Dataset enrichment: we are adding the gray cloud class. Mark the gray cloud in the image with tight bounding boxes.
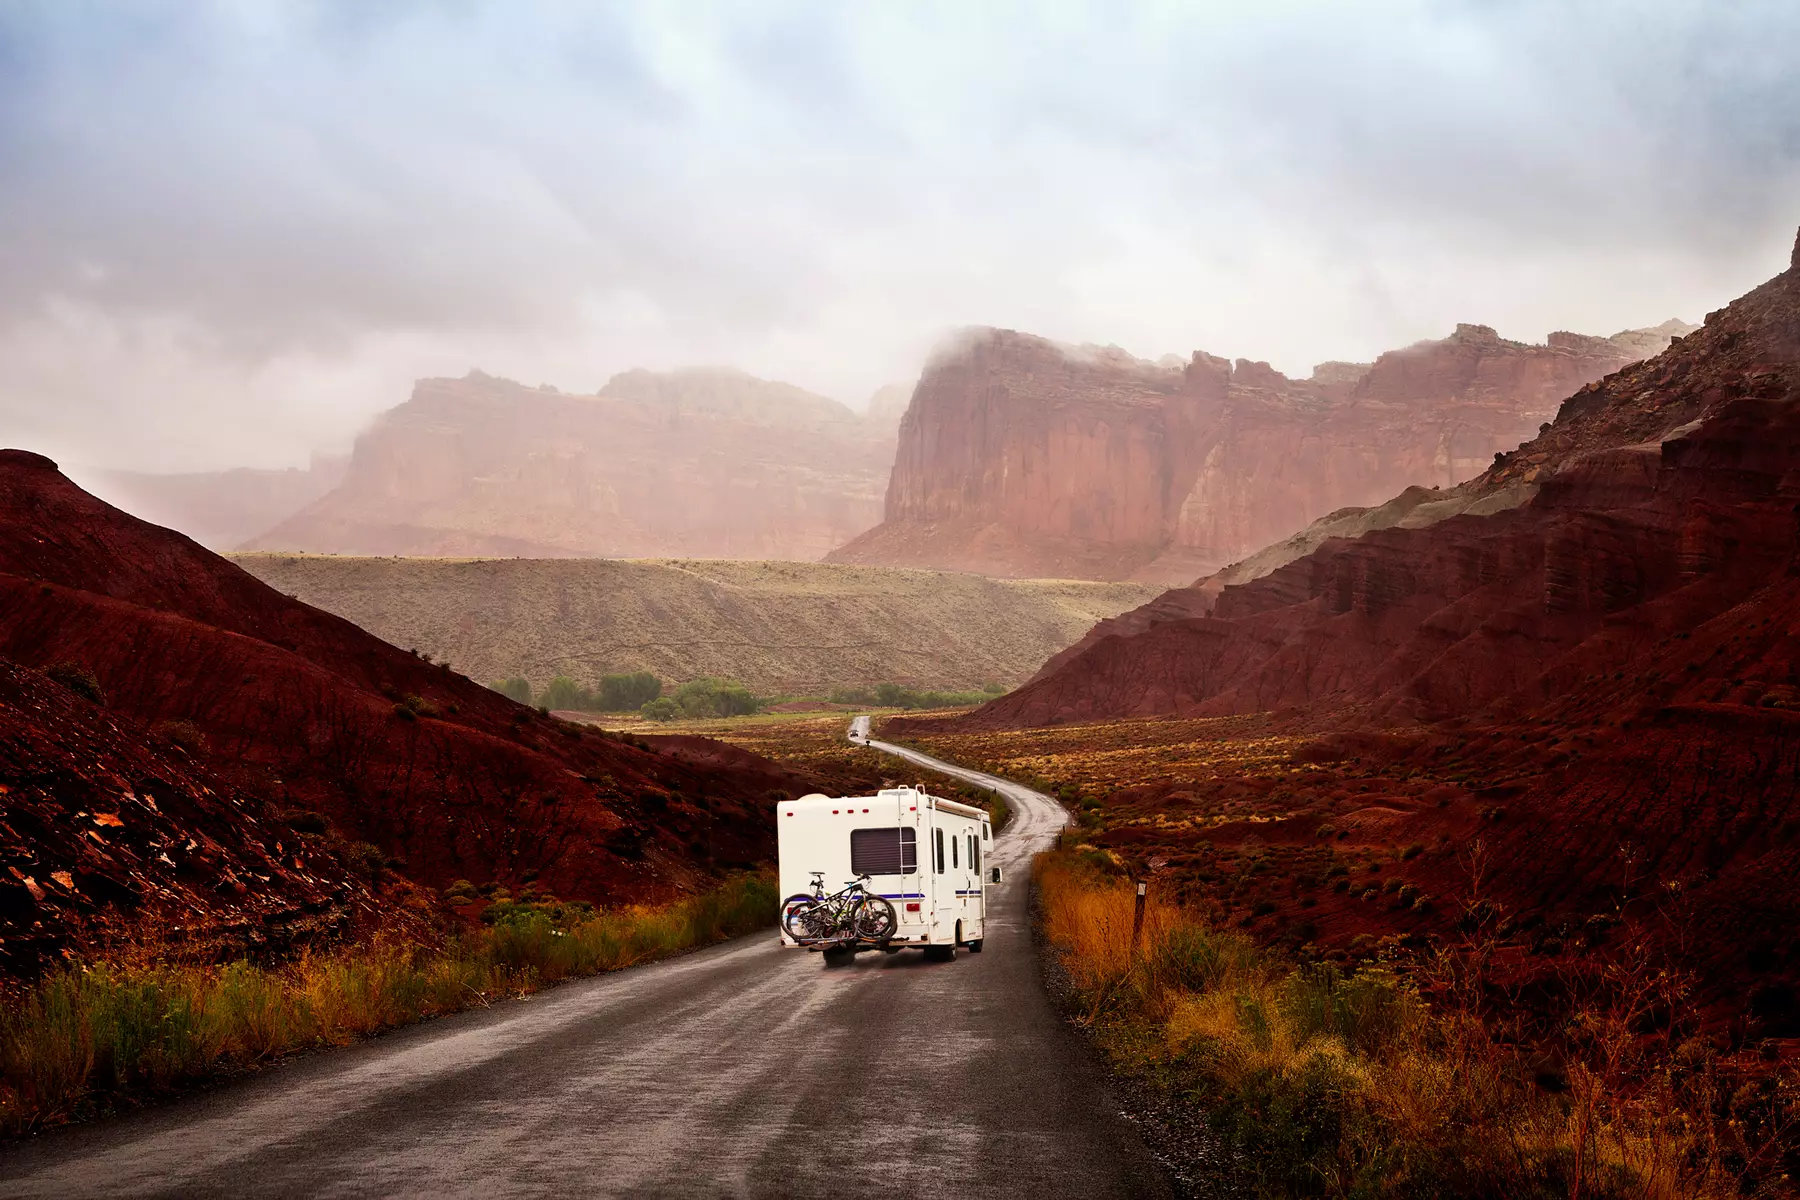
[1,0,1797,471]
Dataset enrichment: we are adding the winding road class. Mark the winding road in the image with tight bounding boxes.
[0,720,1170,1198]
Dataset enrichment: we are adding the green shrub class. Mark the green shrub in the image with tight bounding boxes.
[442,879,480,905]
[280,810,329,835]
[42,662,104,705]
[669,677,761,718]
[640,697,679,722]
[152,719,209,755]
[1280,963,1414,1056]
[1149,923,1249,993]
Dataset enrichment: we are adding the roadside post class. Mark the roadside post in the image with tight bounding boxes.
[1131,879,1147,955]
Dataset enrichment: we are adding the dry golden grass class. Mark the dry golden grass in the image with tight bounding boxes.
[0,874,776,1137]
[1037,850,1796,1199]
[896,713,1318,793]
[230,554,1160,696]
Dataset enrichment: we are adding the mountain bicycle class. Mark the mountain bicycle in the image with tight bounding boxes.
[781,871,897,945]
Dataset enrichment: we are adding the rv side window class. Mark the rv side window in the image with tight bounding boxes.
[952,833,958,868]
[934,828,944,874]
[972,835,980,872]
[851,827,917,875]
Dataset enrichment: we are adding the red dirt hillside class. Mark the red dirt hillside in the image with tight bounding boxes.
[892,231,1800,1010]
[960,235,1800,731]
[0,655,394,975]
[0,452,844,967]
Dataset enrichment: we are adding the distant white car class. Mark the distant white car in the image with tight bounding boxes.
[777,787,1000,964]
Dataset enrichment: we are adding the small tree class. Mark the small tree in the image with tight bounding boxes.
[491,677,532,704]
[539,676,591,711]
[874,682,919,708]
[640,697,679,722]
[598,671,662,711]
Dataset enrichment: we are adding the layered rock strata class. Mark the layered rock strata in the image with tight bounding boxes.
[831,320,1692,584]
[247,369,900,559]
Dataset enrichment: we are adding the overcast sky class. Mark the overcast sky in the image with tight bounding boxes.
[3,0,1798,472]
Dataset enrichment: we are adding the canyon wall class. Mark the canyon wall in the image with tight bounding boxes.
[245,369,901,560]
[829,320,1693,584]
[939,252,1794,733]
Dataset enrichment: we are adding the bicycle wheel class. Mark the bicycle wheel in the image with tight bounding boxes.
[852,895,897,942]
[782,896,830,942]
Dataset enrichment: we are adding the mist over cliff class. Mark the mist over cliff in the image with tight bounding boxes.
[830,319,1692,583]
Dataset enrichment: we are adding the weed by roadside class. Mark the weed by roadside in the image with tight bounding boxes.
[1036,849,1798,1199]
[0,872,776,1136]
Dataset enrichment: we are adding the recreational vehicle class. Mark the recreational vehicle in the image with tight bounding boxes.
[777,787,1001,964]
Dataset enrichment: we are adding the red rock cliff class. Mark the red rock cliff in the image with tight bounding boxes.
[246,369,897,559]
[829,320,1690,583]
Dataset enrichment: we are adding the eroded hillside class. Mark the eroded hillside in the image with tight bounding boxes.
[0,453,854,972]
[229,556,1161,696]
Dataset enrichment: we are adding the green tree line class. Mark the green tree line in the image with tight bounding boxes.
[488,672,763,721]
[488,671,664,713]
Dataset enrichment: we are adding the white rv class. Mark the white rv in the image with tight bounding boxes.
[777,787,1000,963]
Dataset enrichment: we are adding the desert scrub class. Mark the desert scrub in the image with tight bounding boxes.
[1034,849,1790,1199]
[0,872,776,1136]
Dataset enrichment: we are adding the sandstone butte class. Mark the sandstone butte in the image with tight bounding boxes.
[892,229,1800,1002]
[828,318,1694,585]
[240,367,903,560]
[0,452,867,973]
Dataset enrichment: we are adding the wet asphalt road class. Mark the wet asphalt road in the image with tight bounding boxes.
[0,720,1169,1199]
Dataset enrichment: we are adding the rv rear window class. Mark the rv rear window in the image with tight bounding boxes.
[851,827,917,875]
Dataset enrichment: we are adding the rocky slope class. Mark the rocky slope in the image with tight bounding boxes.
[830,320,1691,584]
[0,452,850,972]
[245,369,900,560]
[0,655,392,976]
[230,556,1160,697]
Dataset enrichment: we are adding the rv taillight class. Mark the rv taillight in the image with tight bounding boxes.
[785,812,793,817]
[905,903,920,913]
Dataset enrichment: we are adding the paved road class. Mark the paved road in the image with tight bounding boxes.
[0,720,1169,1199]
